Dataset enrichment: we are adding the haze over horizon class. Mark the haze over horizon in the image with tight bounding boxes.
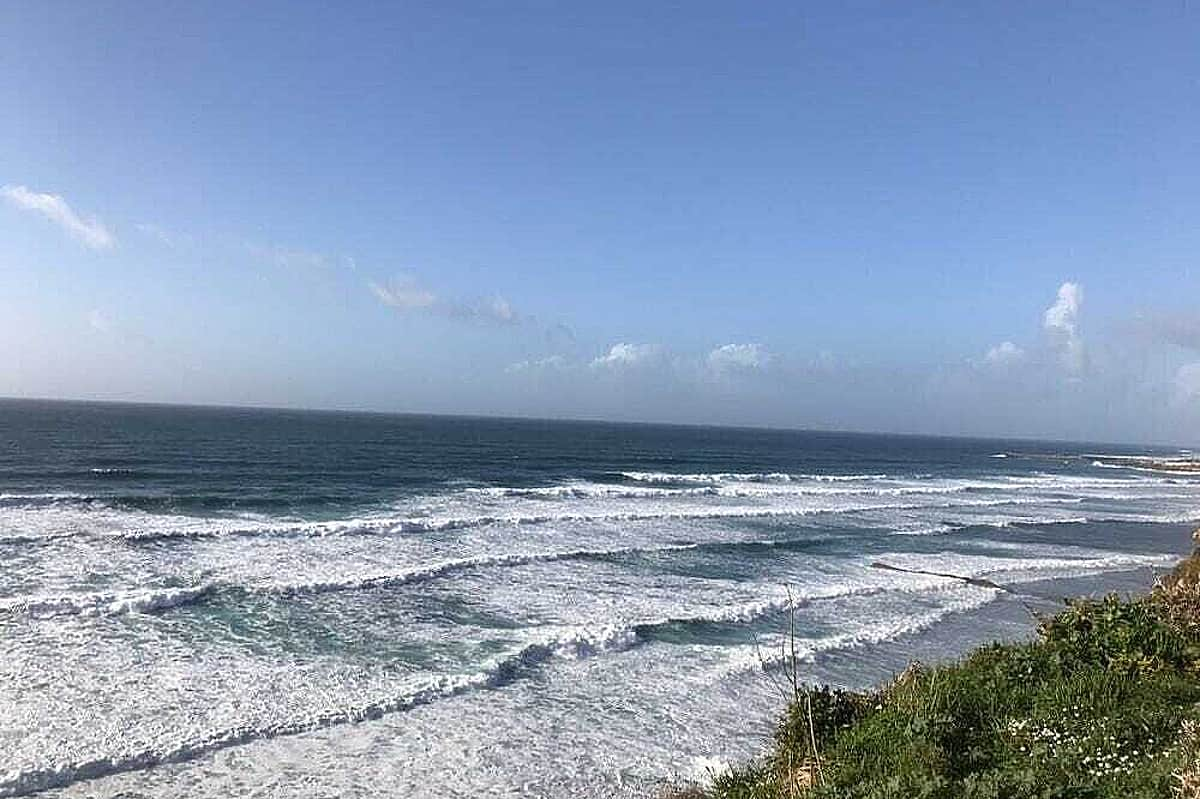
[2,3,1198,445]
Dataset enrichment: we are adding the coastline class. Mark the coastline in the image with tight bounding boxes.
[670,529,1200,798]
[4,403,1195,799]
[639,563,1178,795]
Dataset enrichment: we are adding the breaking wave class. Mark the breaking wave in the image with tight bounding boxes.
[619,471,892,484]
[0,584,217,618]
[268,542,701,597]
[0,492,92,508]
[109,495,1089,543]
[0,576,1043,798]
[0,623,640,798]
[725,585,1002,676]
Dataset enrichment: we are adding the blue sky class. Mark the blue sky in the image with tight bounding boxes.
[1,2,1197,443]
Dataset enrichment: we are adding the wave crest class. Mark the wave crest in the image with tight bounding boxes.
[0,584,216,618]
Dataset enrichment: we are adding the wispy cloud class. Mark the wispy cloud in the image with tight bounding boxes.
[2,185,115,250]
[369,275,521,325]
[369,276,438,311]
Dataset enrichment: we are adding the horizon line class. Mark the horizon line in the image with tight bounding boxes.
[0,393,1188,452]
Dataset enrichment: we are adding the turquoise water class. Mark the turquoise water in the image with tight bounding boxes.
[0,399,1195,797]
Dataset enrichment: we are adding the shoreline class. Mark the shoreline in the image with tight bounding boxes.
[648,562,1180,792]
[673,531,1200,798]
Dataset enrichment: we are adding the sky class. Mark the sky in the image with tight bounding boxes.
[1,2,1198,444]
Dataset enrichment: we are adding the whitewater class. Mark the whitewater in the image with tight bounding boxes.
[0,400,1196,797]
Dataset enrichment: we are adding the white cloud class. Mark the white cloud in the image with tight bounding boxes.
[1043,281,1085,375]
[2,184,115,250]
[1043,282,1081,336]
[517,343,765,382]
[707,343,769,373]
[369,276,438,311]
[983,340,1026,367]
[591,343,659,369]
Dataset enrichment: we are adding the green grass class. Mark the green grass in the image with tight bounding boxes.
[690,553,1200,799]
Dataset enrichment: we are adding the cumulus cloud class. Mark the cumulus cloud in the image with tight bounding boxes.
[707,343,769,373]
[1043,282,1081,336]
[2,184,115,250]
[1043,281,1086,375]
[591,343,660,369]
[982,341,1026,367]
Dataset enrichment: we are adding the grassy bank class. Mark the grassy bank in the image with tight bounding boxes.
[683,541,1200,799]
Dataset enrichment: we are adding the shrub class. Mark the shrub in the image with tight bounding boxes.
[1039,594,1198,677]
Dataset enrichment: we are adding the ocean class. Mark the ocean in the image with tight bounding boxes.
[0,399,1196,798]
